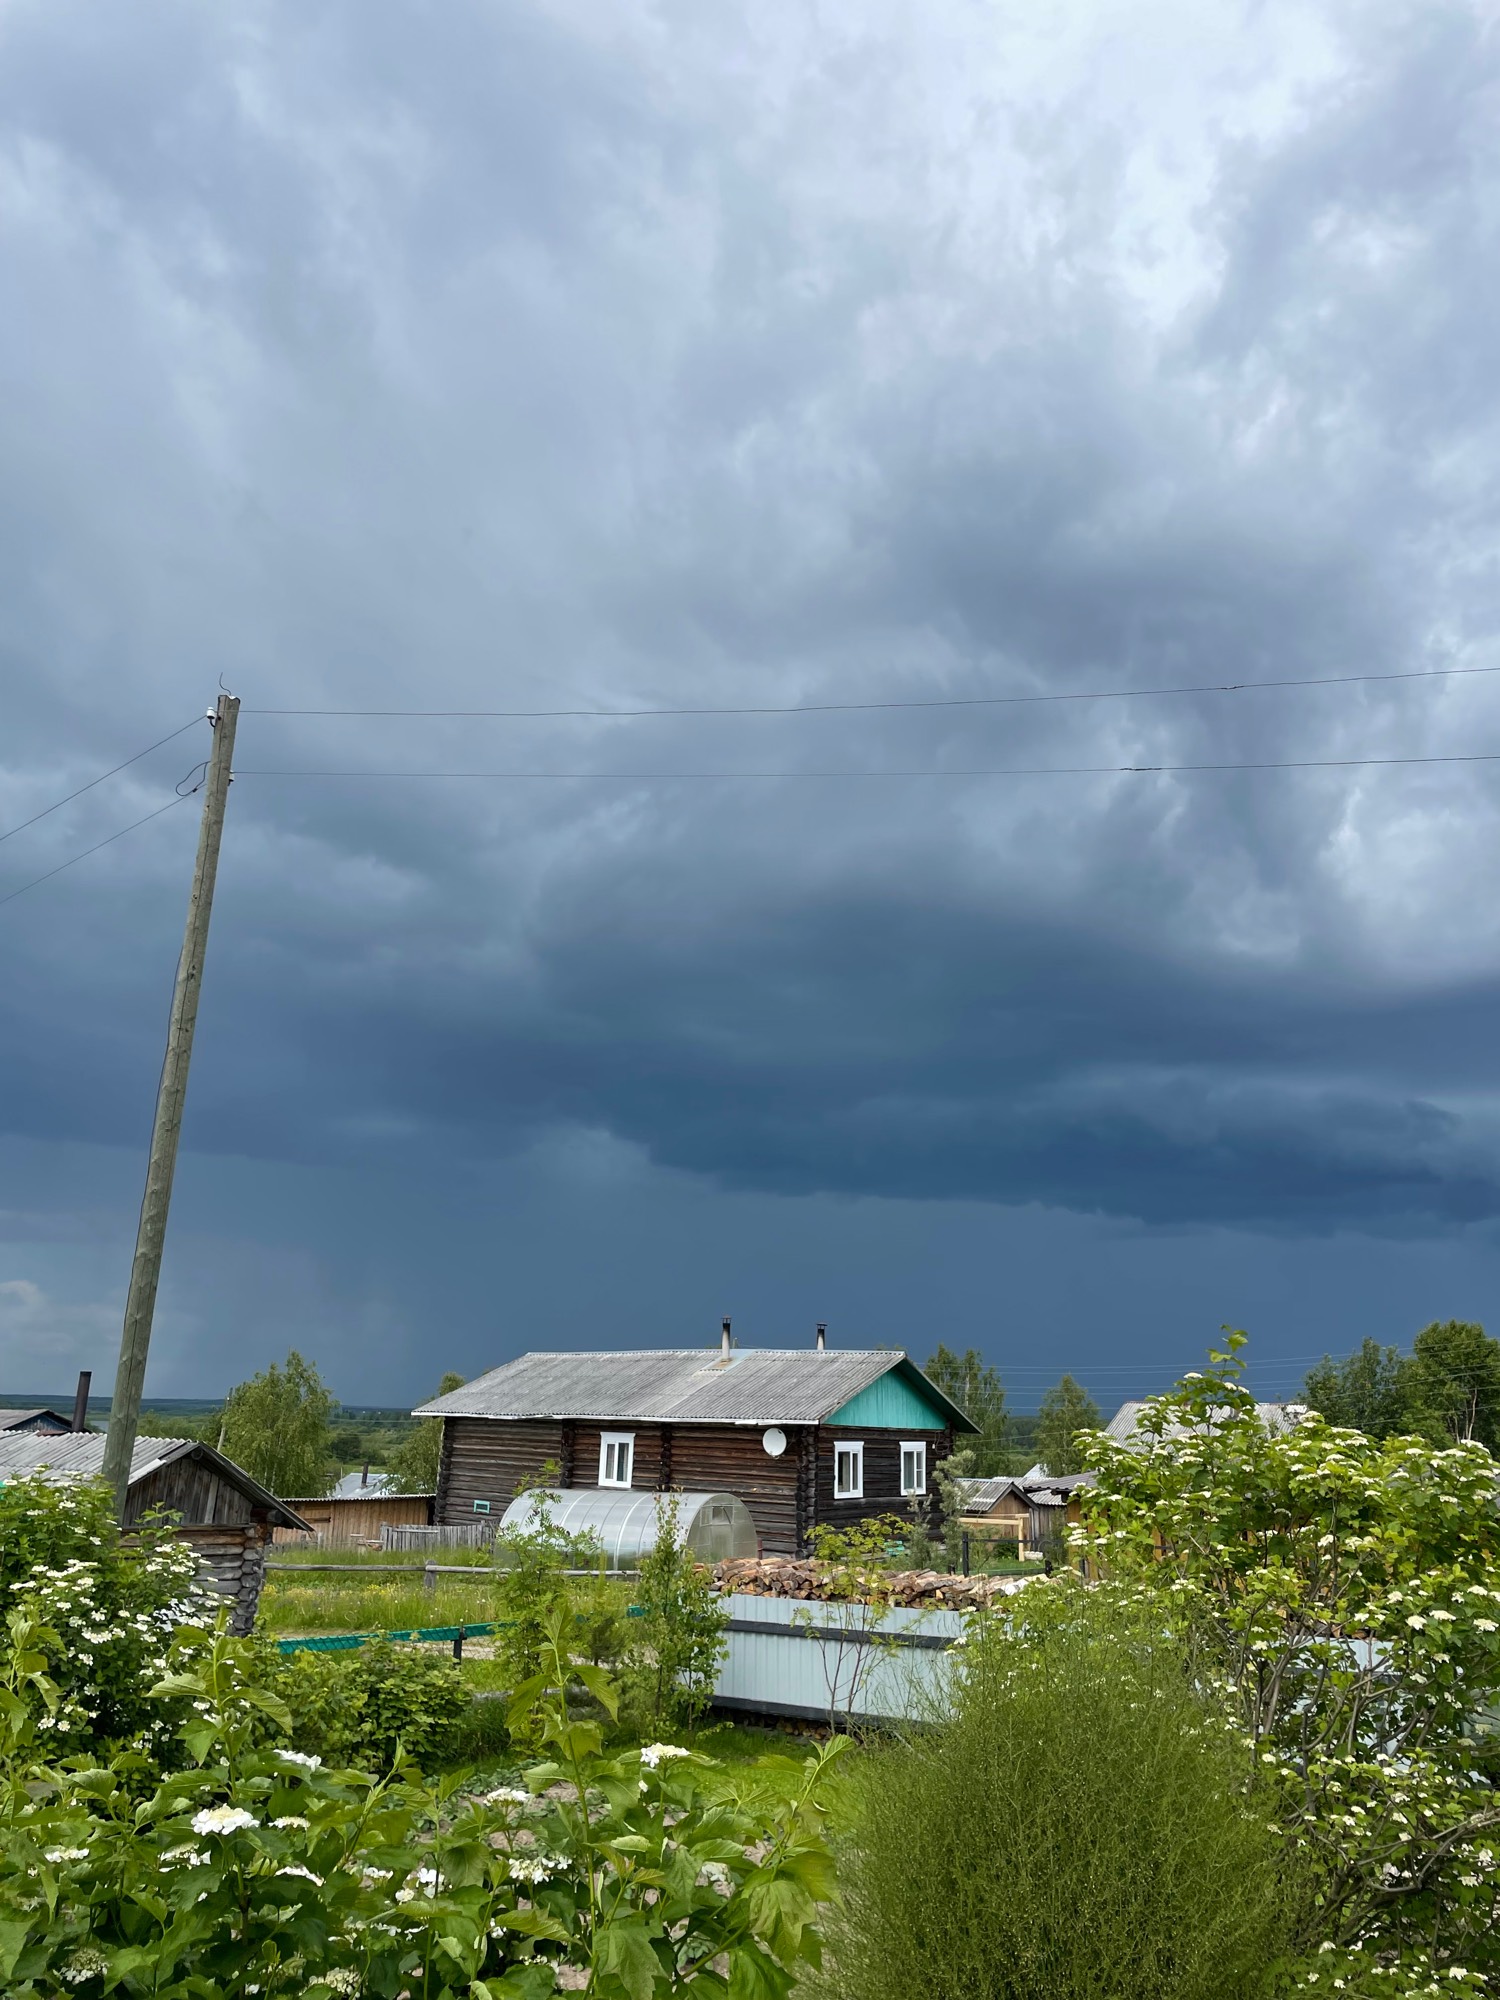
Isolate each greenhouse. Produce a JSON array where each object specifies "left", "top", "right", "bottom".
[{"left": 498, "top": 1487, "right": 758, "bottom": 1567}]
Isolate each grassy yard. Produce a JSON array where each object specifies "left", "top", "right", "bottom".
[{"left": 259, "top": 1563, "right": 506, "bottom": 1634}]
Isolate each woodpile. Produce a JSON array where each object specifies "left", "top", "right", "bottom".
[{"left": 712, "top": 1555, "right": 1029, "bottom": 1609}]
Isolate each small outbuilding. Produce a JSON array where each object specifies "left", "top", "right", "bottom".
[
  {"left": 956, "top": 1470, "right": 1094, "bottom": 1559},
  {"left": 272, "top": 1468, "right": 436, "bottom": 1547},
  {"left": 0, "top": 1431, "right": 309, "bottom": 1634}
]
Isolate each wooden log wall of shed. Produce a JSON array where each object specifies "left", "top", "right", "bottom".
[
  {"left": 176, "top": 1523, "right": 271, "bottom": 1637},
  {"left": 436, "top": 1416, "right": 564, "bottom": 1522},
  {"left": 814, "top": 1425, "right": 951, "bottom": 1536},
  {"left": 123, "top": 1456, "right": 254, "bottom": 1530}
]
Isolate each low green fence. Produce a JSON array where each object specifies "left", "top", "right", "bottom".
[
  {"left": 276, "top": 1607, "right": 645, "bottom": 1656},
  {"left": 277, "top": 1622, "right": 503, "bottom": 1655}
]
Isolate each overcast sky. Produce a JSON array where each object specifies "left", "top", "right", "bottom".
[{"left": 3, "top": 0, "right": 1499, "bottom": 1412}]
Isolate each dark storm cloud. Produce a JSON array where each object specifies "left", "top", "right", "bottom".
[{"left": 4, "top": 0, "right": 1500, "bottom": 1286}]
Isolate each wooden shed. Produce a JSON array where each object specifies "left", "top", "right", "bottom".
[
  {"left": 957, "top": 1470, "right": 1094, "bottom": 1559},
  {"left": 274, "top": 1472, "right": 435, "bottom": 1548},
  {"left": 414, "top": 1329, "right": 978, "bottom": 1556},
  {"left": 0, "top": 1431, "right": 308, "bottom": 1634}
]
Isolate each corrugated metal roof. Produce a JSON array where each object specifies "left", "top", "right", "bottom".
[
  {"left": 0, "top": 1408, "right": 73, "bottom": 1432},
  {"left": 414, "top": 1348, "right": 977, "bottom": 1431},
  {"left": 954, "top": 1475, "right": 1024, "bottom": 1512},
  {"left": 0, "top": 1431, "right": 309, "bottom": 1530},
  {"left": 325, "top": 1470, "right": 431, "bottom": 1501},
  {"left": 1105, "top": 1399, "right": 1304, "bottom": 1443}
]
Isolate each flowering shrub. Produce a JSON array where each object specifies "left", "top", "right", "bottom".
[
  {"left": 0, "top": 1601, "right": 843, "bottom": 1997},
  {"left": 1078, "top": 1333, "right": 1500, "bottom": 1990},
  {"left": 0, "top": 1476, "right": 216, "bottom": 1756}
]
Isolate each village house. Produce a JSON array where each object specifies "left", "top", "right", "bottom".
[
  {"left": 414, "top": 1324, "right": 978, "bottom": 1555},
  {"left": 0, "top": 1430, "right": 308, "bottom": 1632}
]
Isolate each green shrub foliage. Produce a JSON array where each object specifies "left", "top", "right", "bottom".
[
  {"left": 622, "top": 1493, "right": 727, "bottom": 1737},
  {"left": 821, "top": 1582, "right": 1297, "bottom": 2000},
  {"left": 273, "top": 1640, "right": 475, "bottom": 1771},
  {"left": 0, "top": 1605, "right": 843, "bottom": 1998}
]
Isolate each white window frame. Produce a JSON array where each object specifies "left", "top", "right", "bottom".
[
  {"left": 834, "top": 1440, "right": 864, "bottom": 1499},
  {"left": 599, "top": 1432, "right": 635, "bottom": 1488},
  {"left": 900, "top": 1441, "right": 927, "bottom": 1497}
]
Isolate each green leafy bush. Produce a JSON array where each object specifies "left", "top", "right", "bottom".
[
  {"left": 0, "top": 1605, "right": 843, "bottom": 1998},
  {"left": 273, "top": 1640, "right": 476, "bottom": 1770},
  {"left": 618, "top": 1492, "right": 727, "bottom": 1739},
  {"left": 820, "top": 1581, "right": 1299, "bottom": 2000}
]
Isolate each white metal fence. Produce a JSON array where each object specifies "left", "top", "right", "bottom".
[{"left": 712, "top": 1592, "right": 964, "bottom": 1725}]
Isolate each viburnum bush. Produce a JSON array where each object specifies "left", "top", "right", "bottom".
[
  {"left": 1077, "top": 1332, "right": 1500, "bottom": 1995},
  {"left": 0, "top": 1598, "right": 842, "bottom": 1998},
  {"left": 0, "top": 1476, "right": 217, "bottom": 1758}
]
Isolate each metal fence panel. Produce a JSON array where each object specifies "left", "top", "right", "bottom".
[{"left": 712, "top": 1592, "right": 963, "bottom": 1724}]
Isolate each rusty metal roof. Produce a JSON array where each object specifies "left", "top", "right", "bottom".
[
  {"left": 413, "top": 1348, "right": 976, "bottom": 1431},
  {"left": 0, "top": 1431, "right": 310, "bottom": 1530}
]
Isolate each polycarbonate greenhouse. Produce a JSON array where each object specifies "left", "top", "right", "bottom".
[{"left": 498, "top": 1487, "right": 758, "bottom": 1567}]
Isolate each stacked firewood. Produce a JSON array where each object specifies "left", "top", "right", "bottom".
[{"left": 712, "top": 1555, "right": 1030, "bottom": 1609}]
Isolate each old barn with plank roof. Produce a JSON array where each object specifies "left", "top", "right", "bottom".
[{"left": 414, "top": 1325, "right": 978, "bottom": 1555}]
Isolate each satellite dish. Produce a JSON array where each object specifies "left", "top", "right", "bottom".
[{"left": 762, "top": 1427, "right": 787, "bottom": 1458}]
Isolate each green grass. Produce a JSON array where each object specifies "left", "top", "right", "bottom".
[{"left": 259, "top": 1572, "right": 507, "bottom": 1635}]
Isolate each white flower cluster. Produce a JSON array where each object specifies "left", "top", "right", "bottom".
[
  {"left": 508, "top": 1853, "right": 566, "bottom": 1884},
  {"left": 191, "top": 1805, "right": 259, "bottom": 1837},
  {"left": 639, "top": 1743, "right": 690, "bottom": 1768}
]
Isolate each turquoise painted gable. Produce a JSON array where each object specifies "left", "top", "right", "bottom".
[{"left": 826, "top": 1366, "right": 948, "bottom": 1431}]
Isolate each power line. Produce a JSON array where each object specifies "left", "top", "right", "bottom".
[
  {"left": 0, "top": 794, "right": 195, "bottom": 911},
  {"left": 0, "top": 717, "right": 203, "bottom": 846},
  {"left": 232, "top": 750, "right": 1500, "bottom": 779},
  {"left": 241, "top": 661, "right": 1500, "bottom": 719}
]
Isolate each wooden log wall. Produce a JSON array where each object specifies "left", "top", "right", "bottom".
[
  {"left": 436, "top": 1417, "right": 564, "bottom": 1523},
  {"left": 438, "top": 1417, "right": 959, "bottom": 1555},
  {"left": 814, "top": 1425, "right": 950, "bottom": 1538},
  {"left": 177, "top": 1523, "right": 272, "bottom": 1636},
  {"left": 665, "top": 1425, "right": 803, "bottom": 1556}
]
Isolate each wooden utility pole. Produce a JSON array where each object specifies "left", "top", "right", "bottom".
[{"left": 102, "top": 693, "right": 239, "bottom": 1516}]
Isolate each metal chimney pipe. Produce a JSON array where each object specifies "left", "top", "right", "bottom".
[
  {"left": 720, "top": 1317, "right": 732, "bottom": 1358},
  {"left": 815, "top": 1323, "right": 827, "bottom": 1351},
  {"left": 71, "top": 1370, "right": 92, "bottom": 1432}
]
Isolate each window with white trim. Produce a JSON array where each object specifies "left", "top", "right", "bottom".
[
  {"left": 599, "top": 1432, "right": 635, "bottom": 1488},
  {"left": 900, "top": 1441, "right": 927, "bottom": 1496},
  {"left": 834, "top": 1441, "right": 864, "bottom": 1498}
]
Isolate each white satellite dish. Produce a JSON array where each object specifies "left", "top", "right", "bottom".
[{"left": 762, "top": 1427, "right": 787, "bottom": 1457}]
